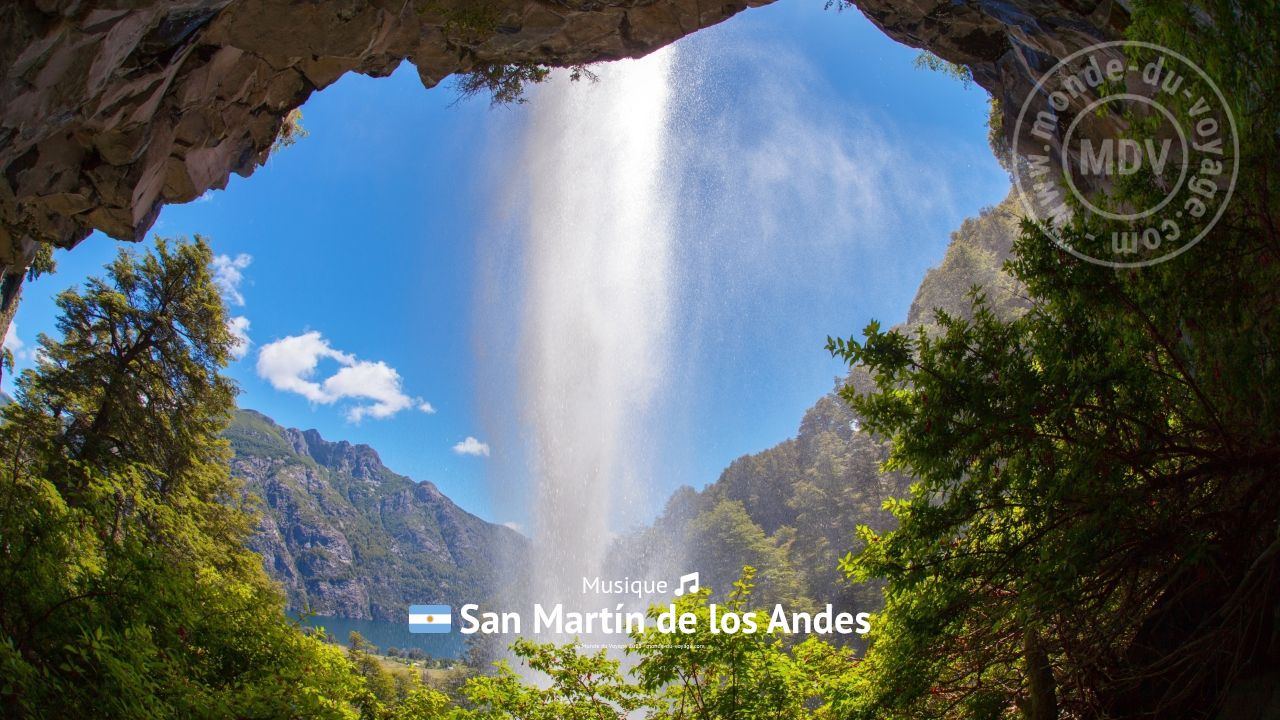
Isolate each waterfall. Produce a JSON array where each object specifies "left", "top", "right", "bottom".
[
  {"left": 475, "top": 23, "right": 964, "bottom": 642},
  {"left": 505, "top": 49, "right": 679, "bottom": 624}
]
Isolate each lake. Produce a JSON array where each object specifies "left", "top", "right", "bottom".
[{"left": 292, "top": 613, "right": 467, "bottom": 659}]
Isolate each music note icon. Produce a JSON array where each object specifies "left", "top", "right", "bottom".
[{"left": 673, "top": 572, "right": 700, "bottom": 597}]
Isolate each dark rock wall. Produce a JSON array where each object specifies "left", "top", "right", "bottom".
[
  {"left": 851, "top": 0, "right": 1128, "bottom": 112},
  {"left": 0, "top": 0, "right": 770, "bottom": 329},
  {"left": 227, "top": 409, "right": 527, "bottom": 620},
  {"left": 0, "top": 0, "right": 1125, "bottom": 336}
]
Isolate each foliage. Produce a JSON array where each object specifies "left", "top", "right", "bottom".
[
  {"left": 906, "top": 192, "right": 1026, "bottom": 334},
  {"left": 462, "top": 637, "right": 648, "bottom": 720},
  {"left": 271, "top": 108, "right": 309, "bottom": 155},
  {"left": 455, "top": 63, "right": 550, "bottom": 106},
  {"left": 0, "top": 237, "right": 366, "bottom": 716},
  {"left": 424, "top": 0, "right": 601, "bottom": 106},
  {"left": 452, "top": 567, "right": 857, "bottom": 720},
  {"left": 619, "top": 191, "right": 1030, "bottom": 627},
  {"left": 344, "top": 631, "right": 457, "bottom": 717},
  {"left": 454, "top": 63, "right": 597, "bottom": 107},
  {"left": 0, "top": 238, "right": 459, "bottom": 719},
  {"left": 26, "top": 242, "right": 55, "bottom": 282},
  {"left": 827, "top": 2, "right": 1280, "bottom": 716},
  {"left": 2, "top": 3, "right": 1273, "bottom": 719},
  {"left": 912, "top": 52, "right": 973, "bottom": 89},
  {"left": 630, "top": 566, "right": 856, "bottom": 720},
  {"left": 427, "top": 0, "right": 504, "bottom": 39},
  {"left": 612, "top": 385, "right": 912, "bottom": 630},
  {"left": 685, "top": 500, "right": 813, "bottom": 611},
  {"left": 987, "top": 98, "right": 1011, "bottom": 174}
]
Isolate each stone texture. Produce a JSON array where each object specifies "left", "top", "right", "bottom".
[
  {"left": 0, "top": 0, "right": 1127, "bottom": 338},
  {"left": 227, "top": 409, "right": 527, "bottom": 620},
  {"left": 0, "top": 0, "right": 771, "bottom": 333},
  {"left": 849, "top": 0, "right": 1130, "bottom": 185}
]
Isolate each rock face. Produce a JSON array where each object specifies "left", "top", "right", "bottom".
[
  {"left": 850, "top": 0, "right": 1128, "bottom": 119},
  {"left": 0, "top": 0, "right": 1124, "bottom": 336},
  {"left": 0, "top": 0, "right": 771, "bottom": 332},
  {"left": 227, "top": 409, "right": 525, "bottom": 620},
  {"left": 849, "top": 0, "right": 1131, "bottom": 193}
]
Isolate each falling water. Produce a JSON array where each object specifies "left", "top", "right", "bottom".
[
  {"left": 509, "top": 49, "right": 678, "bottom": 623},
  {"left": 476, "top": 20, "right": 988, "bottom": 643}
]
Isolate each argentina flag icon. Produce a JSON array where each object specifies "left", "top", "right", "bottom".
[{"left": 408, "top": 605, "right": 452, "bottom": 633}]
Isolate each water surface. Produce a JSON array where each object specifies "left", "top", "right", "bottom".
[{"left": 292, "top": 613, "right": 466, "bottom": 659}]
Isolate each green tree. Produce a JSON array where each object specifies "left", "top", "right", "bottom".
[
  {"left": 0, "top": 238, "right": 368, "bottom": 717},
  {"left": 461, "top": 638, "right": 648, "bottom": 719},
  {"left": 827, "top": 2, "right": 1280, "bottom": 713},
  {"left": 454, "top": 63, "right": 597, "bottom": 107},
  {"left": 351, "top": 645, "right": 400, "bottom": 708},
  {"left": 630, "top": 566, "right": 855, "bottom": 720},
  {"left": 685, "top": 499, "right": 811, "bottom": 610},
  {"left": 271, "top": 108, "right": 309, "bottom": 154},
  {"left": 912, "top": 51, "right": 973, "bottom": 88},
  {"left": 351, "top": 630, "right": 378, "bottom": 654},
  {"left": 392, "top": 686, "right": 454, "bottom": 720}
]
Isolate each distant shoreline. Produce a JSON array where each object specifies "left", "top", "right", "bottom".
[{"left": 290, "top": 612, "right": 466, "bottom": 660}]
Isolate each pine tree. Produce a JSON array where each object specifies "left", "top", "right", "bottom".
[{"left": 0, "top": 238, "right": 365, "bottom": 718}]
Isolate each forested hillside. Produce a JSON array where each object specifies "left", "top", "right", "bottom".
[
  {"left": 2, "top": 0, "right": 1275, "bottom": 715},
  {"left": 227, "top": 192, "right": 1026, "bottom": 625},
  {"left": 616, "top": 190, "right": 1027, "bottom": 616},
  {"left": 227, "top": 410, "right": 525, "bottom": 621}
]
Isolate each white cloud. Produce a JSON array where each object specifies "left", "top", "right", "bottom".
[
  {"left": 502, "top": 520, "right": 525, "bottom": 534},
  {"left": 324, "top": 360, "right": 415, "bottom": 422},
  {"left": 256, "top": 331, "right": 433, "bottom": 422},
  {"left": 194, "top": 190, "right": 214, "bottom": 203},
  {"left": 227, "top": 316, "right": 251, "bottom": 359},
  {"left": 257, "top": 332, "right": 351, "bottom": 402},
  {"left": 212, "top": 254, "right": 253, "bottom": 361},
  {"left": 3, "top": 322, "right": 24, "bottom": 358},
  {"left": 452, "top": 436, "right": 490, "bottom": 457},
  {"left": 212, "top": 253, "right": 252, "bottom": 307}
]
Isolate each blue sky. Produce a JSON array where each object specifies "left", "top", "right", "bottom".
[{"left": 3, "top": 0, "right": 1008, "bottom": 531}]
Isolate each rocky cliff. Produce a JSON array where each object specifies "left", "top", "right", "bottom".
[
  {"left": 227, "top": 409, "right": 524, "bottom": 620},
  {"left": 0, "top": 0, "right": 1127, "bottom": 338}
]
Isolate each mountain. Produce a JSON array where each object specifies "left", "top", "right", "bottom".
[
  {"left": 905, "top": 187, "right": 1025, "bottom": 330},
  {"left": 226, "top": 409, "right": 524, "bottom": 621},
  {"left": 228, "top": 191, "right": 1024, "bottom": 624},
  {"left": 614, "top": 189, "right": 1027, "bottom": 615}
]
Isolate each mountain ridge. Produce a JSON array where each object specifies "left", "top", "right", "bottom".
[
  {"left": 609, "top": 189, "right": 1026, "bottom": 615},
  {"left": 228, "top": 409, "right": 524, "bottom": 621},
  {"left": 232, "top": 189, "right": 1024, "bottom": 623}
]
